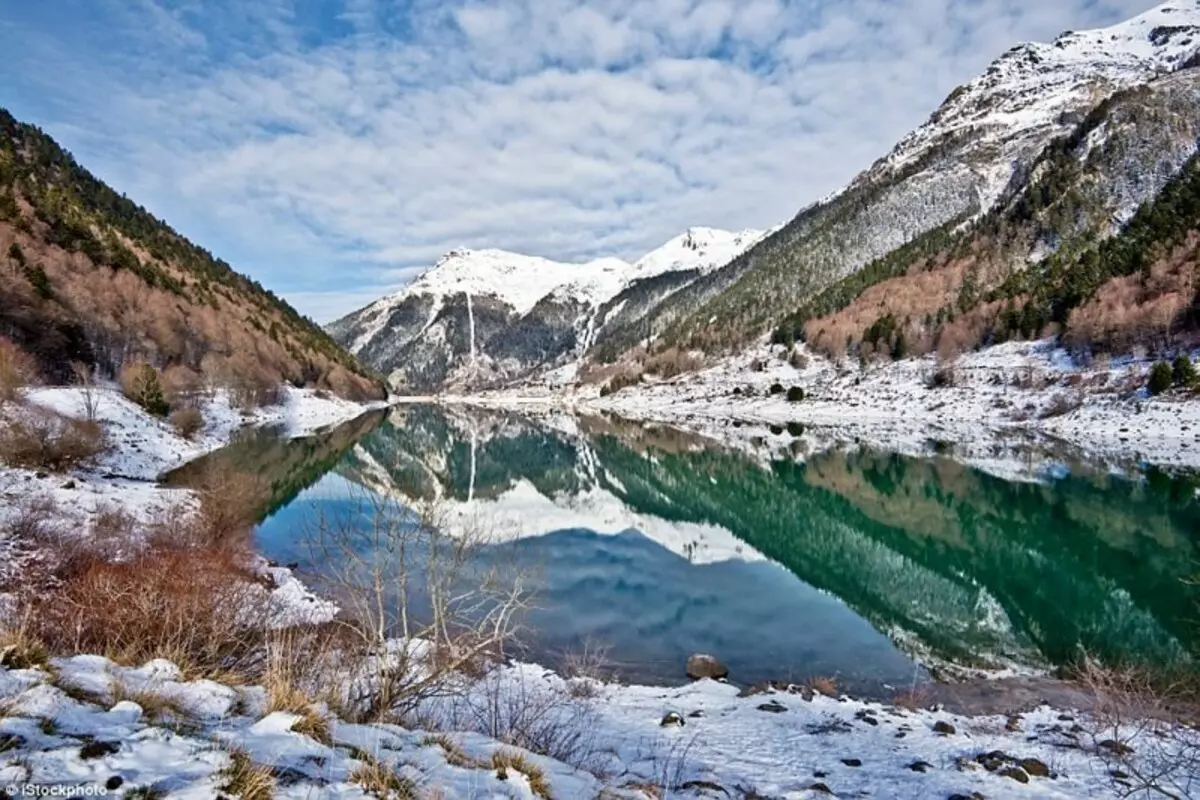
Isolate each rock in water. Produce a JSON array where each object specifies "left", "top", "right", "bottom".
[{"left": 686, "top": 653, "right": 729, "bottom": 680}]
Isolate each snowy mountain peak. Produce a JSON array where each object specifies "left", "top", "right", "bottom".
[
  {"left": 631, "top": 226, "right": 767, "bottom": 282},
  {"left": 350, "top": 227, "right": 767, "bottom": 330},
  {"left": 877, "top": 0, "right": 1200, "bottom": 205}
]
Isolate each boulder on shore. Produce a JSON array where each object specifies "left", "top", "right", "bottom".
[{"left": 686, "top": 653, "right": 729, "bottom": 681}]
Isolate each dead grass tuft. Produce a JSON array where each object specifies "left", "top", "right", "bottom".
[
  {"left": 348, "top": 751, "right": 417, "bottom": 799},
  {"left": 421, "top": 734, "right": 477, "bottom": 768},
  {"left": 221, "top": 747, "right": 277, "bottom": 800},
  {"left": 491, "top": 748, "right": 552, "bottom": 799}
]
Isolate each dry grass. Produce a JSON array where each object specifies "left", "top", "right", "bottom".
[
  {"left": 421, "top": 734, "right": 478, "bottom": 768},
  {"left": 0, "top": 609, "right": 49, "bottom": 670},
  {"left": 290, "top": 708, "right": 332, "bottom": 745},
  {"left": 348, "top": 751, "right": 417, "bottom": 799},
  {"left": 221, "top": 747, "right": 277, "bottom": 800},
  {"left": 892, "top": 684, "right": 935, "bottom": 712},
  {"left": 109, "top": 681, "right": 192, "bottom": 724},
  {"left": 491, "top": 749, "right": 552, "bottom": 799},
  {"left": 0, "top": 406, "right": 107, "bottom": 472},
  {"left": 808, "top": 676, "right": 838, "bottom": 697}
]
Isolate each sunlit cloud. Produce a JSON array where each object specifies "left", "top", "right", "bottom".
[{"left": 0, "top": 0, "right": 1158, "bottom": 321}]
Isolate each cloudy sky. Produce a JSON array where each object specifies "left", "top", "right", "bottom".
[{"left": 0, "top": 0, "right": 1160, "bottom": 321}]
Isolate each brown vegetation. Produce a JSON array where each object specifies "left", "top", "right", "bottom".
[
  {"left": 800, "top": 229, "right": 1198, "bottom": 364},
  {"left": 28, "top": 545, "right": 270, "bottom": 681},
  {"left": 119, "top": 361, "right": 169, "bottom": 416},
  {"left": 0, "top": 336, "right": 37, "bottom": 405},
  {"left": 1064, "top": 232, "right": 1199, "bottom": 353},
  {"left": 0, "top": 406, "right": 107, "bottom": 471},
  {"left": 169, "top": 407, "right": 204, "bottom": 440},
  {"left": 0, "top": 121, "right": 384, "bottom": 401}
]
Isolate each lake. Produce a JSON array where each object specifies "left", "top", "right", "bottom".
[{"left": 165, "top": 404, "right": 1200, "bottom": 694}]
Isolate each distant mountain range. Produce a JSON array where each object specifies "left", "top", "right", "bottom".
[
  {"left": 334, "top": 1, "right": 1200, "bottom": 394},
  {"left": 328, "top": 227, "right": 770, "bottom": 391}
]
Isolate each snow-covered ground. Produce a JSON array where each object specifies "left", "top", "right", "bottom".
[
  {"left": 447, "top": 339, "right": 1200, "bottom": 482},
  {"left": 0, "top": 383, "right": 386, "bottom": 625},
  {"left": 2, "top": 653, "right": 1193, "bottom": 799},
  {"left": 0, "top": 384, "right": 386, "bottom": 522}
]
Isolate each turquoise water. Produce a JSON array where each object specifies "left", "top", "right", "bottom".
[{"left": 168, "top": 404, "right": 1200, "bottom": 690}]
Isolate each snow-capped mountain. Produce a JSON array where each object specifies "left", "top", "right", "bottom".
[
  {"left": 329, "top": 227, "right": 767, "bottom": 391},
  {"left": 873, "top": 0, "right": 1200, "bottom": 208},
  {"left": 598, "top": 0, "right": 1200, "bottom": 358}
]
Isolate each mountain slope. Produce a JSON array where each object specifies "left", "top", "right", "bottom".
[
  {"left": 0, "top": 109, "right": 384, "bottom": 400},
  {"left": 598, "top": 1, "right": 1200, "bottom": 360},
  {"left": 776, "top": 64, "right": 1200, "bottom": 359},
  {"left": 330, "top": 227, "right": 766, "bottom": 391}
]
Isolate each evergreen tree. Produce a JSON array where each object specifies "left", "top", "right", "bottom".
[
  {"left": 1148, "top": 361, "right": 1174, "bottom": 395},
  {"left": 1173, "top": 354, "right": 1197, "bottom": 388}
]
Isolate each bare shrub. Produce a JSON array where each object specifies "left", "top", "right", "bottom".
[
  {"left": 175, "top": 464, "right": 265, "bottom": 549},
  {"left": 449, "top": 666, "right": 603, "bottom": 773},
  {"left": 927, "top": 365, "right": 957, "bottom": 389},
  {"left": 561, "top": 638, "right": 615, "bottom": 692},
  {"left": 1041, "top": 392, "right": 1084, "bottom": 419},
  {"left": 169, "top": 406, "right": 204, "bottom": 440},
  {"left": 217, "top": 354, "right": 286, "bottom": 411},
  {"left": 28, "top": 545, "right": 270, "bottom": 681},
  {"left": 306, "top": 490, "right": 532, "bottom": 723},
  {"left": 161, "top": 364, "right": 206, "bottom": 408},
  {"left": 0, "top": 337, "right": 38, "bottom": 406},
  {"left": 1074, "top": 655, "right": 1200, "bottom": 799},
  {"left": 0, "top": 407, "right": 107, "bottom": 471}
]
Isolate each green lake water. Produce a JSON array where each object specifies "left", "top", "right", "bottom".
[{"left": 164, "top": 404, "right": 1200, "bottom": 692}]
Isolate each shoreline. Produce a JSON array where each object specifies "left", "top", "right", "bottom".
[
  {"left": 420, "top": 339, "right": 1200, "bottom": 482},
  {"left": 1, "top": 379, "right": 1192, "bottom": 705}
]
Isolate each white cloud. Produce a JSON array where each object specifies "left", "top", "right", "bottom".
[{"left": 0, "top": 0, "right": 1162, "bottom": 321}]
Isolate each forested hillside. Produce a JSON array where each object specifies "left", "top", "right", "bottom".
[
  {"left": 589, "top": 7, "right": 1200, "bottom": 370},
  {"left": 0, "top": 109, "right": 384, "bottom": 400},
  {"left": 773, "top": 72, "right": 1200, "bottom": 363}
]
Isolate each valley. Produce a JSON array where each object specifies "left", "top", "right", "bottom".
[{"left": 3, "top": 1, "right": 1200, "bottom": 798}]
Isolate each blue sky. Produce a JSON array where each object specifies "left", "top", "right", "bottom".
[{"left": 0, "top": 0, "right": 1159, "bottom": 321}]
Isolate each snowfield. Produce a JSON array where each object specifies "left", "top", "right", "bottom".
[{"left": 1, "top": 654, "right": 1194, "bottom": 799}]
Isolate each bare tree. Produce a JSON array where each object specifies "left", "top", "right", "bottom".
[
  {"left": 70, "top": 361, "right": 100, "bottom": 423},
  {"left": 305, "top": 486, "right": 533, "bottom": 723}
]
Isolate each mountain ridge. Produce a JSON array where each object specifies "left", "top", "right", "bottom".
[
  {"left": 335, "top": 1, "right": 1200, "bottom": 392},
  {"left": 328, "top": 226, "right": 770, "bottom": 390},
  {"left": 0, "top": 108, "right": 386, "bottom": 400}
]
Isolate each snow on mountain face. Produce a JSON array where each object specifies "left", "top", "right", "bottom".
[
  {"left": 330, "top": 227, "right": 767, "bottom": 390},
  {"left": 880, "top": 0, "right": 1200, "bottom": 205},
  {"left": 342, "top": 227, "right": 767, "bottom": 354},
  {"left": 631, "top": 1, "right": 1200, "bottom": 355}
]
